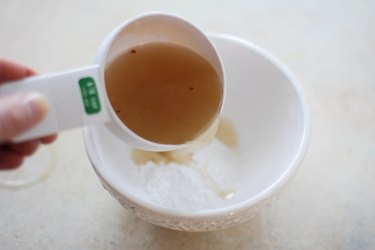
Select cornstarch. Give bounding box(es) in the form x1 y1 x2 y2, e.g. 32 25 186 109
134 138 241 210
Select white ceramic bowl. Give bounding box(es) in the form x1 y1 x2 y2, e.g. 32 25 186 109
83 34 310 232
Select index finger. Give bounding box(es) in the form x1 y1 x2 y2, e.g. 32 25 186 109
0 59 36 83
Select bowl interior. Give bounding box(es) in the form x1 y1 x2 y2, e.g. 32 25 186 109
85 34 308 212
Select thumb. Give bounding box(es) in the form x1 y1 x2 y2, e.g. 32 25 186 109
0 93 48 142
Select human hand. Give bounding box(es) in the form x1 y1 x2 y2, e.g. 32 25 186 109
0 59 57 169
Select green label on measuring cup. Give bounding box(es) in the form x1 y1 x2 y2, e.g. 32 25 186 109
79 77 101 115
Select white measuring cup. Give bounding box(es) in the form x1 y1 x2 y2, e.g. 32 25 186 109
0 13 225 151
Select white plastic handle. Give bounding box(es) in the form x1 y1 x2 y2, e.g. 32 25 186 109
0 65 111 142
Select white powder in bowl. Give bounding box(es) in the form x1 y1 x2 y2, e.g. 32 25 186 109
135 139 242 210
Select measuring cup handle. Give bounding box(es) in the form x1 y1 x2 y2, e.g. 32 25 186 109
0 65 111 142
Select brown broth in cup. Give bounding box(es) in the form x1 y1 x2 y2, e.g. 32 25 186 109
105 42 223 145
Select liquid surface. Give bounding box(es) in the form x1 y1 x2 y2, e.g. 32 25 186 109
105 42 223 145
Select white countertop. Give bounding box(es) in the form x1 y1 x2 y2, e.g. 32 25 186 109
1 1 374 249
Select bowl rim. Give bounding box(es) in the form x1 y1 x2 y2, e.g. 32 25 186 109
83 33 311 219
